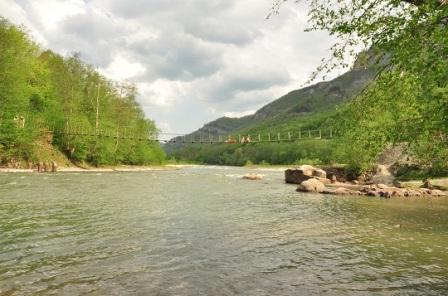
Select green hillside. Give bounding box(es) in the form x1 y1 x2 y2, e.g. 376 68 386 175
0 18 165 168
166 53 378 165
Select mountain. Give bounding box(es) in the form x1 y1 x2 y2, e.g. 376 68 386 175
165 52 378 154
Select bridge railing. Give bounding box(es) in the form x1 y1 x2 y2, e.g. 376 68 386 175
161 128 335 144
0 115 336 144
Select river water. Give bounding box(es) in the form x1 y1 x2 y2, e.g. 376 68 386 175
1 166 448 295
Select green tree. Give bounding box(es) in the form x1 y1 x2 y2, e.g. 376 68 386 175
272 0 448 173
0 18 165 167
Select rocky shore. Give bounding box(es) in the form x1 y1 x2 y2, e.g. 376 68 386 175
286 165 447 198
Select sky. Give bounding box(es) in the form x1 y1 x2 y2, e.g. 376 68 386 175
0 0 344 135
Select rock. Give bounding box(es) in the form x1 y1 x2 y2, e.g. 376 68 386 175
321 187 353 195
242 173 263 180
372 164 394 185
330 175 337 183
285 169 312 184
376 164 392 176
420 188 432 195
285 165 328 184
323 166 348 182
407 189 422 197
333 187 357 195
378 190 392 198
377 183 389 189
391 189 406 197
360 186 371 193
313 169 327 179
357 173 372 183
299 165 316 175
317 177 331 185
285 166 314 184
293 173 448 197
366 190 380 197
430 189 446 196
393 180 403 188
421 179 433 189
297 178 325 193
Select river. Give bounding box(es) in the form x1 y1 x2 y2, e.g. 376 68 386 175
1 166 448 295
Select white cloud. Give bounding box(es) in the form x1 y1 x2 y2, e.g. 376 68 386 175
224 110 256 118
28 0 85 31
0 0 343 134
0 0 47 44
101 54 146 80
137 79 189 107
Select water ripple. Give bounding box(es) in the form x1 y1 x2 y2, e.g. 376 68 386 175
1 168 448 295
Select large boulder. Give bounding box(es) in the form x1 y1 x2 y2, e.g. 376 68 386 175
285 167 313 184
285 165 327 184
297 178 325 193
323 166 350 182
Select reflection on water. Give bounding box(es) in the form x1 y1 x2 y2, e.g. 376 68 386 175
1 166 448 295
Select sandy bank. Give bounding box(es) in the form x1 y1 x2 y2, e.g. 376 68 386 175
0 165 181 173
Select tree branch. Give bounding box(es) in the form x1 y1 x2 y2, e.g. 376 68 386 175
402 0 447 6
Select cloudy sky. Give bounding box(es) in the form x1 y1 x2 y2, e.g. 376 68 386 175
0 0 345 134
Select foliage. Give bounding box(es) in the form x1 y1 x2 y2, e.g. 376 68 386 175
272 0 448 80
265 0 448 173
0 18 165 166
328 68 447 173
171 140 335 166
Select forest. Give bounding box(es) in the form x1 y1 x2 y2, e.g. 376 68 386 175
0 18 165 167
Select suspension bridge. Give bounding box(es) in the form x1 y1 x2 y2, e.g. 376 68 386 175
5 116 336 144
49 125 335 144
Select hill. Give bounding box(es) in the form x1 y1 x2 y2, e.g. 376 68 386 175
165 52 378 163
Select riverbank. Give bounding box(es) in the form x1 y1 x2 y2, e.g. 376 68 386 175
0 164 200 173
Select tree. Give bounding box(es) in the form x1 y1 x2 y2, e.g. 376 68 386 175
271 0 448 173
0 18 165 166
272 0 447 79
